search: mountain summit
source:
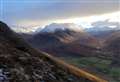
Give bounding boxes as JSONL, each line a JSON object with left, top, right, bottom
{"left": 39, "top": 23, "right": 83, "bottom": 33}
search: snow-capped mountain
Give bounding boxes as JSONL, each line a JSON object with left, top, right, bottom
{"left": 85, "top": 20, "right": 120, "bottom": 38}
{"left": 86, "top": 20, "right": 120, "bottom": 32}
{"left": 10, "top": 25, "right": 41, "bottom": 33}
{"left": 39, "top": 23, "right": 83, "bottom": 33}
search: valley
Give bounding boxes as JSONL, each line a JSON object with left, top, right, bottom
{"left": 22, "top": 22, "right": 120, "bottom": 82}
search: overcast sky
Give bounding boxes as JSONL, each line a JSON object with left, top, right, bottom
{"left": 0, "top": 0, "right": 119, "bottom": 27}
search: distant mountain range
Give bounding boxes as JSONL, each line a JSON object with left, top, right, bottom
{"left": 23, "top": 21, "right": 120, "bottom": 47}
{"left": 24, "top": 29, "right": 99, "bottom": 56}
{"left": 85, "top": 20, "right": 120, "bottom": 38}
{"left": 20, "top": 21, "right": 120, "bottom": 65}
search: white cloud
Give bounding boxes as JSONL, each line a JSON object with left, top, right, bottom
{"left": 11, "top": 11, "right": 120, "bottom": 33}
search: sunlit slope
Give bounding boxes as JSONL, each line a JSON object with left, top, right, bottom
{"left": 0, "top": 21, "right": 107, "bottom": 82}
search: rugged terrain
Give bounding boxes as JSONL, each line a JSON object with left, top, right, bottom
{"left": 21, "top": 23, "right": 120, "bottom": 82}
{"left": 22, "top": 27, "right": 100, "bottom": 57}
{"left": 0, "top": 21, "right": 95, "bottom": 82}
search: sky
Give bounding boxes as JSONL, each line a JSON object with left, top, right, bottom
{"left": 0, "top": 0, "right": 120, "bottom": 32}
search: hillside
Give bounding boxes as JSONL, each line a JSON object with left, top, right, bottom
{"left": 103, "top": 31, "right": 120, "bottom": 66}
{"left": 23, "top": 25, "right": 100, "bottom": 57}
{"left": 0, "top": 21, "right": 96, "bottom": 82}
{"left": 20, "top": 22, "right": 120, "bottom": 82}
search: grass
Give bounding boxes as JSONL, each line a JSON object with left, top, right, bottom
{"left": 60, "top": 56, "right": 120, "bottom": 82}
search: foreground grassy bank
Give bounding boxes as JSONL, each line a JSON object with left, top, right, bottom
{"left": 60, "top": 57, "right": 120, "bottom": 82}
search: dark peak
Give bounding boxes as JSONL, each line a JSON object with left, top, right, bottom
{"left": 0, "top": 21, "right": 12, "bottom": 33}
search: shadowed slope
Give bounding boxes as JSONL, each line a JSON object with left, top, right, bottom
{"left": 0, "top": 21, "right": 107, "bottom": 82}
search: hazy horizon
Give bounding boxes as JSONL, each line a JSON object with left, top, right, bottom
{"left": 0, "top": 0, "right": 119, "bottom": 32}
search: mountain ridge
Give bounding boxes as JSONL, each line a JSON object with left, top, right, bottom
{"left": 0, "top": 21, "right": 90, "bottom": 82}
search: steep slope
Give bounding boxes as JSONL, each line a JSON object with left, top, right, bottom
{"left": 31, "top": 23, "right": 100, "bottom": 47}
{"left": 24, "top": 25, "right": 100, "bottom": 57}
{"left": 104, "top": 31, "right": 120, "bottom": 49}
{"left": 103, "top": 31, "right": 120, "bottom": 66}
{"left": 0, "top": 21, "right": 94, "bottom": 82}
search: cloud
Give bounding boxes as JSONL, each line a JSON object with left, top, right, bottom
{"left": 8, "top": 11, "right": 119, "bottom": 33}
{"left": 0, "top": 0, "right": 119, "bottom": 27}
